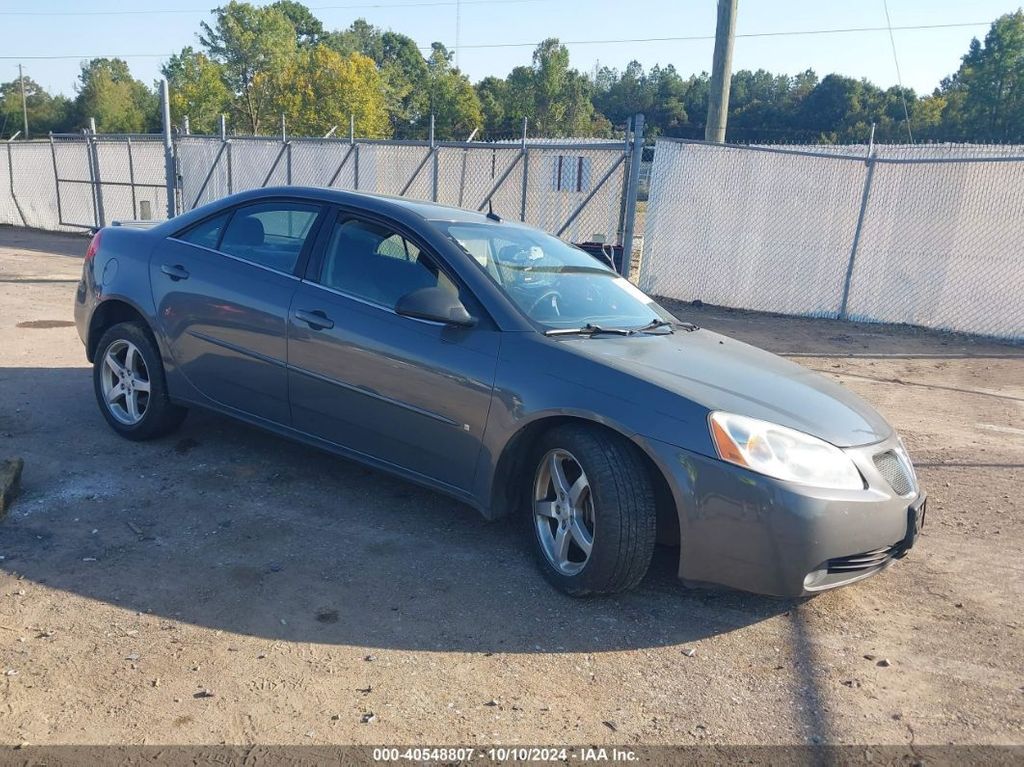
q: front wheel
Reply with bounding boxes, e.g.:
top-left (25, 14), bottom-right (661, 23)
top-left (528, 425), bottom-right (657, 596)
top-left (93, 321), bottom-right (187, 441)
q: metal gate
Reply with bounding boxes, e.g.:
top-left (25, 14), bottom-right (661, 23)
top-left (2, 113), bottom-right (646, 277)
top-left (175, 115), bottom-right (646, 275)
top-left (50, 133), bottom-right (169, 229)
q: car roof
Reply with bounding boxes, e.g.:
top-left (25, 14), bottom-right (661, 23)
top-left (260, 186), bottom-right (525, 228)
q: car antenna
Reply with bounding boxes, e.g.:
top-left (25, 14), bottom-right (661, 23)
top-left (486, 200), bottom-right (501, 222)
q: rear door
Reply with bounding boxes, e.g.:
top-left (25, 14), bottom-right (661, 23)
top-left (286, 211), bottom-right (501, 492)
top-left (151, 199), bottom-right (324, 425)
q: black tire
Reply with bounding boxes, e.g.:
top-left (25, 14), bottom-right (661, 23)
top-left (92, 321), bottom-right (187, 441)
top-left (527, 424), bottom-right (657, 596)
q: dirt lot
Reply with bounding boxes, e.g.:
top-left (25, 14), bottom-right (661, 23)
top-left (1, 226), bottom-right (1022, 748)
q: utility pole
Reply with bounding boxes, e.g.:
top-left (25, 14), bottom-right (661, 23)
top-left (19, 64), bottom-right (29, 139)
top-left (705, 0), bottom-right (738, 143)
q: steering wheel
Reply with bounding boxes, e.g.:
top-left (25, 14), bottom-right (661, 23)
top-left (529, 290), bottom-right (562, 318)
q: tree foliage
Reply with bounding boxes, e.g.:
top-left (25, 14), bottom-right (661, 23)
top-left (9, 6), bottom-right (1024, 144)
top-left (199, 0), bottom-right (297, 134)
top-left (74, 58), bottom-right (158, 133)
top-left (276, 46), bottom-right (390, 137)
top-left (933, 11), bottom-right (1024, 141)
top-left (163, 48), bottom-right (233, 134)
top-left (424, 44), bottom-right (482, 138)
top-left (0, 77), bottom-right (71, 138)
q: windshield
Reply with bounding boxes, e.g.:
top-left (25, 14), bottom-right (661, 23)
top-left (440, 222), bottom-right (672, 330)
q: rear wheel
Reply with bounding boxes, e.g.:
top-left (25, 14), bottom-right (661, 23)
top-left (528, 424), bottom-right (657, 596)
top-left (93, 321), bottom-right (186, 440)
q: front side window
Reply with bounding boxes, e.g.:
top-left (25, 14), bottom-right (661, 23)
top-left (318, 217), bottom-right (457, 309)
top-left (218, 201), bottom-right (320, 274)
top-left (442, 222), bottom-right (669, 330)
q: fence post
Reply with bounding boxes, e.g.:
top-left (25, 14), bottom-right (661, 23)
top-left (49, 132), bottom-right (64, 227)
top-left (6, 139), bottom-right (28, 227)
top-left (430, 114), bottom-right (439, 202)
top-left (161, 79), bottom-right (176, 219)
top-left (620, 113), bottom-right (645, 279)
top-left (87, 118), bottom-right (106, 228)
top-left (126, 136), bottom-right (138, 219)
top-left (519, 117), bottom-right (529, 221)
top-left (218, 113), bottom-right (233, 195)
top-left (839, 148), bottom-right (877, 319)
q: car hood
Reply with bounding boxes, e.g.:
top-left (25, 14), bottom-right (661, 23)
top-left (558, 328), bottom-right (892, 448)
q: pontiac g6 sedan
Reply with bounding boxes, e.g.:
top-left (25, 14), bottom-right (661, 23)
top-left (75, 188), bottom-right (925, 597)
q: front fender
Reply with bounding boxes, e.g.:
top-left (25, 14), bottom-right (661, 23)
top-left (471, 332), bottom-right (714, 518)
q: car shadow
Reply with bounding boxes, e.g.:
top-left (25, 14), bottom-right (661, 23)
top-left (1, 366), bottom-right (795, 653)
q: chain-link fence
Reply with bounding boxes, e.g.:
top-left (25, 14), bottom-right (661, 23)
top-left (0, 134), bottom-right (170, 232)
top-left (175, 134), bottom-right (633, 254)
top-left (1, 125), bottom-right (641, 273)
top-left (640, 139), bottom-right (1024, 341)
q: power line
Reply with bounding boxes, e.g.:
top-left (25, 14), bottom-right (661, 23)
top-left (0, 0), bottom-right (546, 16)
top-left (0, 20), bottom-right (993, 60)
top-left (455, 21), bottom-right (993, 49)
top-left (883, 0), bottom-right (914, 143)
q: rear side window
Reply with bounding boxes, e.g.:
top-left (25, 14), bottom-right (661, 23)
top-left (178, 212), bottom-right (229, 250)
top-left (219, 202), bottom-right (320, 274)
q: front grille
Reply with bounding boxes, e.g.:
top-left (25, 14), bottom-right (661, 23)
top-left (826, 544), bottom-right (898, 574)
top-left (874, 450), bottom-right (913, 495)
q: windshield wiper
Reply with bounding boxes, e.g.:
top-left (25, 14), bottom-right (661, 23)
top-left (544, 323), bottom-right (635, 337)
top-left (635, 319), bottom-right (675, 334)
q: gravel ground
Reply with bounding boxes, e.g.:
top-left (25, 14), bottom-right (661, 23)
top-left (0, 226), bottom-right (1022, 748)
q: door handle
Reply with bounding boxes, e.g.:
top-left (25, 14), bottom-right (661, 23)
top-left (295, 309), bottom-right (335, 330)
top-left (161, 264), bottom-right (190, 281)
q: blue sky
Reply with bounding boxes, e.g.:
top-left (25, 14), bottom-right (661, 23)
top-left (1, 0), bottom-right (1019, 97)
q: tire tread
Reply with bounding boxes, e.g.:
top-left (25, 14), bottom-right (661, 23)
top-left (529, 424), bottom-right (657, 596)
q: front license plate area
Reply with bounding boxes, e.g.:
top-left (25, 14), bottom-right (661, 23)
top-left (896, 497), bottom-right (926, 557)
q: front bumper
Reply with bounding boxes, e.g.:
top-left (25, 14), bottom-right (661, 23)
top-left (643, 434), bottom-right (925, 597)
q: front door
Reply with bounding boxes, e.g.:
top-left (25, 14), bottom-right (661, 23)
top-left (150, 199), bottom-right (323, 425)
top-left (287, 214), bottom-right (500, 492)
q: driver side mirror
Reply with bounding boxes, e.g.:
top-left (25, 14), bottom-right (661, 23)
top-left (395, 286), bottom-right (476, 327)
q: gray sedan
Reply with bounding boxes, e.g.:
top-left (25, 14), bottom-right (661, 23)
top-left (74, 188), bottom-right (925, 597)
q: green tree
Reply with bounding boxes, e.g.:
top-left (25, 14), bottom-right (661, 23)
top-left (479, 39), bottom-right (608, 137)
top-left (74, 58), bottom-right (158, 132)
top-left (162, 48), bottom-right (233, 134)
top-left (323, 18), bottom-right (385, 62)
top-left (0, 77), bottom-right (72, 138)
top-left (200, 1), bottom-right (297, 134)
top-left (646, 65), bottom-right (688, 135)
top-left (275, 46), bottom-right (390, 137)
top-left (938, 11), bottom-right (1024, 141)
top-left (323, 20), bottom-right (430, 137)
top-left (380, 31), bottom-right (430, 137)
top-left (424, 44), bottom-right (482, 138)
top-left (269, 0), bottom-right (324, 47)
top-left (475, 76), bottom-right (510, 136)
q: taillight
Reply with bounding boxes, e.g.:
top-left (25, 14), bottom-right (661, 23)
top-left (85, 230), bottom-right (102, 264)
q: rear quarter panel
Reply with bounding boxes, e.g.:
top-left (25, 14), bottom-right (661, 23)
top-left (77, 227), bottom-right (160, 358)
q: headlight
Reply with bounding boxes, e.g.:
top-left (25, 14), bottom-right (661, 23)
top-left (708, 412), bottom-right (864, 490)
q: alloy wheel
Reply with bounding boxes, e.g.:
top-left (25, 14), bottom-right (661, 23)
top-left (100, 339), bottom-right (151, 426)
top-left (533, 448), bottom-right (595, 576)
